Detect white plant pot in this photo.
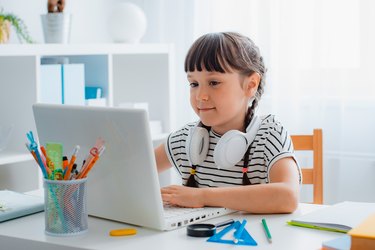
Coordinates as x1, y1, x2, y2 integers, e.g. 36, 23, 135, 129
41, 13, 72, 43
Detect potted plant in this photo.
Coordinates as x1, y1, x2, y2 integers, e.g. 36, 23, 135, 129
0, 8, 34, 44
41, 0, 71, 43
48, 0, 66, 13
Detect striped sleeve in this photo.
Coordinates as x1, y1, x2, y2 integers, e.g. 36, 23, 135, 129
164, 123, 195, 175
264, 121, 302, 183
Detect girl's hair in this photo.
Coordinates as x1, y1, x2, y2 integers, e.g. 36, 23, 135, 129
184, 32, 267, 186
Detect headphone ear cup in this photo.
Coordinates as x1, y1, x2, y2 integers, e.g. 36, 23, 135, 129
214, 130, 248, 169
186, 126, 210, 165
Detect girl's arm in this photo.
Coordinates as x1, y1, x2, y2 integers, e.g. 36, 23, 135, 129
154, 143, 172, 173
161, 157, 300, 213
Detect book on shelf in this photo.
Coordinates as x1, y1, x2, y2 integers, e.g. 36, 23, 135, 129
348, 213, 375, 250
40, 63, 85, 105
0, 190, 44, 223
288, 201, 375, 233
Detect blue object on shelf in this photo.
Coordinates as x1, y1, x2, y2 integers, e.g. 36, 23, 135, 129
207, 220, 257, 246
85, 87, 103, 99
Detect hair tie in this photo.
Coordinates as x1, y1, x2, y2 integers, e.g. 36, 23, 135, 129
242, 146, 252, 185
186, 165, 198, 188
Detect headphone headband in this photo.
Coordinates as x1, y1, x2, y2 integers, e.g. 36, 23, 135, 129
186, 116, 262, 168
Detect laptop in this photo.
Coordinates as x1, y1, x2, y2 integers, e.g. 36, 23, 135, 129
33, 104, 235, 231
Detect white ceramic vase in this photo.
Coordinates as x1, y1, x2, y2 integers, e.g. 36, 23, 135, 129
108, 2, 147, 43
41, 13, 72, 43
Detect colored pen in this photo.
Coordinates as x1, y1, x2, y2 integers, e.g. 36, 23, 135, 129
262, 218, 272, 243
30, 144, 48, 179
233, 219, 247, 244
69, 164, 79, 180
64, 145, 80, 180
26, 132, 48, 179
25, 143, 50, 177
25, 143, 38, 163
79, 146, 105, 179
40, 146, 53, 177
77, 145, 101, 179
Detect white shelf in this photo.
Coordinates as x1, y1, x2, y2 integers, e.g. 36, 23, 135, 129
0, 151, 33, 165
0, 43, 172, 56
0, 43, 174, 190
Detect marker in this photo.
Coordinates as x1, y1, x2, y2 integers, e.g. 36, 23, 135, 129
70, 167, 79, 180
71, 163, 77, 174
64, 145, 80, 180
62, 156, 68, 176
62, 156, 68, 170
262, 218, 272, 243
233, 219, 247, 244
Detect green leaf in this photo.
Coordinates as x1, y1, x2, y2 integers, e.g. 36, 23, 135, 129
0, 8, 34, 43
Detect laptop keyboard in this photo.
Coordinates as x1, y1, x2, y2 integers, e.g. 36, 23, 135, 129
163, 204, 204, 219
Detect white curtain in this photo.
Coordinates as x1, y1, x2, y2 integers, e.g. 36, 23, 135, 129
142, 0, 375, 203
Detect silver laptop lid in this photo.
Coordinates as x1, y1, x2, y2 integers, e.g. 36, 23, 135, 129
33, 103, 166, 230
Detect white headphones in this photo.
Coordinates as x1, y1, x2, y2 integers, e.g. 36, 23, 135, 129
186, 115, 262, 169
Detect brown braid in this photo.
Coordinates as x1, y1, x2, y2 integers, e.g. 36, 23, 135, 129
242, 103, 257, 185
186, 123, 210, 187
186, 165, 198, 187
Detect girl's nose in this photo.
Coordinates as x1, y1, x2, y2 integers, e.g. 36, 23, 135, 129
196, 87, 209, 101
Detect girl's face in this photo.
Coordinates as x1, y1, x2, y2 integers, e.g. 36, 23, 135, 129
187, 69, 258, 134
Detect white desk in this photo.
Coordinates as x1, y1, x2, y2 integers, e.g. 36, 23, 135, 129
0, 203, 342, 250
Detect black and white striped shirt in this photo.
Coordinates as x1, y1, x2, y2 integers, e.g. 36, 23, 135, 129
165, 114, 301, 187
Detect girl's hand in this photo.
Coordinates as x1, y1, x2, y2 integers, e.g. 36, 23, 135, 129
161, 185, 205, 208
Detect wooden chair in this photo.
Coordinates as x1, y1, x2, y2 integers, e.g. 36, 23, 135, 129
291, 129, 323, 204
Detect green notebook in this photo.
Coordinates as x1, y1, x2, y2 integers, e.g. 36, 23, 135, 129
0, 190, 44, 222
288, 201, 375, 233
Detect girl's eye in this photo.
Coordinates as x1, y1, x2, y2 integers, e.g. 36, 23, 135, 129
209, 81, 220, 86
189, 82, 198, 88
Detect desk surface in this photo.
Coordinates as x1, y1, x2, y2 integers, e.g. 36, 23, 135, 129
0, 203, 342, 250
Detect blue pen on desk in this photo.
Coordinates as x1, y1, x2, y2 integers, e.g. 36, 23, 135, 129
233, 219, 247, 244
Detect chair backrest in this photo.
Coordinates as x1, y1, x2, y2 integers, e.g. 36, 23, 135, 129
291, 129, 323, 204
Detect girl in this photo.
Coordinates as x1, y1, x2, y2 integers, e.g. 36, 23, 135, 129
155, 32, 301, 213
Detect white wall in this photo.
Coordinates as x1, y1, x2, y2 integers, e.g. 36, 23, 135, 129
0, 0, 186, 44
1, 0, 124, 44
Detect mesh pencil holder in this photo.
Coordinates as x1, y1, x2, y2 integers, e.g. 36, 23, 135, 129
43, 178, 88, 236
